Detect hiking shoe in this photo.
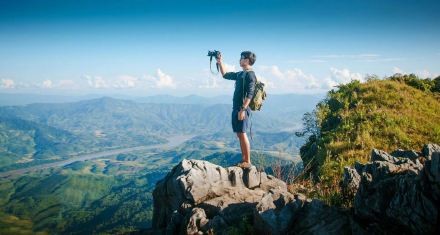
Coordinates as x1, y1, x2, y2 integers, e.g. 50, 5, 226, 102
237, 162, 252, 169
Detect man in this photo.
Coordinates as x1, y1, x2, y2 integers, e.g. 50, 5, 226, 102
216, 51, 257, 168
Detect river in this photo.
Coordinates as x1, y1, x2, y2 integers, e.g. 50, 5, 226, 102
0, 134, 195, 178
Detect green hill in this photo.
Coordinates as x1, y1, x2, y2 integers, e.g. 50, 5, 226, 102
298, 74, 440, 187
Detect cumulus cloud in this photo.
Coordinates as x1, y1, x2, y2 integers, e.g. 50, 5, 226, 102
155, 69, 176, 88
393, 67, 405, 74
255, 75, 275, 89
318, 68, 363, 89
256, 65, 365, 93
42, 80, 53, 88
144, 69, 176, 89
83, 75, 109, 89
257, 65, 320, 91
270, 66, 285, 79
391, 68, 438, 78
416, 70, 439, 79
1, 79, 15, 89
330, 67, 363, 82
113, 75, 139, 88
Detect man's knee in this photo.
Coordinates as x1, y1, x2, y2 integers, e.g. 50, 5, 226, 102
236, 132, 246, 139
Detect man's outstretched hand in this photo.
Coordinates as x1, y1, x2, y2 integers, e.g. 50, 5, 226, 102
216, 53, 222, 64
216, 53, 226, 76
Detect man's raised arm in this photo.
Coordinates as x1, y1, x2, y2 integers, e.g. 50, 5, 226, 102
216, 54, 227, 77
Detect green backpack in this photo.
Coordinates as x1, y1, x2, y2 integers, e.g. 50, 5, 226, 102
242, 71, 267, 111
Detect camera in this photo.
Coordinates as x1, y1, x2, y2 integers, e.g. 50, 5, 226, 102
207, 50, 221, 59
207, 50, 221, 74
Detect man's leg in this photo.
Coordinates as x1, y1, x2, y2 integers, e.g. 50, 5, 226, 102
237, 132, 251, 164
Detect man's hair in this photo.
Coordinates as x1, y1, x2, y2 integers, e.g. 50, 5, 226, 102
241, 51, 256, 66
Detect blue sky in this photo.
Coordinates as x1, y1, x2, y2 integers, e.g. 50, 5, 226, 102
0, 0, 439, 96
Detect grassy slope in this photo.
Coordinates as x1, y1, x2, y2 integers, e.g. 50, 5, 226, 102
300, 76, 440, 189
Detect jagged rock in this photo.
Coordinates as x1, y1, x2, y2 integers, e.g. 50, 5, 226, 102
422, 143, 440, 160
341, 166, 361, 199
371, 148, 399, 163
185, 208, 208, 235
351, 147, 440, 234
152, 159, 294, 234
288, 199, 353, 235
390, 148, 421, 162
151, 144, 440, 235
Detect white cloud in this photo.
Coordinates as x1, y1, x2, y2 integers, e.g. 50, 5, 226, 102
1, 79, 15, 89
113, 75, 139, 88
330, 67, 363, 82
155, 69, 176, 88
322, 68, 363, 89
42, 80, 53, 88
392, 67, 405, 74
286, 68, 320, 89
255, 75, 275, 89
143, 69, 176, 89
256, 65, 365, 93
270, 66, 285, 79
83, 75, 109, 89
416, 70, 439, 79
257, 65, 320, 91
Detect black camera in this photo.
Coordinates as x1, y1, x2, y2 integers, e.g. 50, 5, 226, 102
207, 50, 221, 59
207, 50, 221, 74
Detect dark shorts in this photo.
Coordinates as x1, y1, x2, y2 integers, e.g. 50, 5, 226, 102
231, 107, 251, 133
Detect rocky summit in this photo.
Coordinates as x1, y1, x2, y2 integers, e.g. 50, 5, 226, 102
149, 143, 440, 235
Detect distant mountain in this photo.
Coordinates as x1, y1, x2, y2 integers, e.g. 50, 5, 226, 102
0, 93, 104, 106
0, 92, 324, 107
135, 94, 231, 104
0, 95, 309, 171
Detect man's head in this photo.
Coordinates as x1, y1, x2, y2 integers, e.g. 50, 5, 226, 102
240, 51, 256, 68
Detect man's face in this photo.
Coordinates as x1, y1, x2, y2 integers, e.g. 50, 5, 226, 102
239, 56, 249, 67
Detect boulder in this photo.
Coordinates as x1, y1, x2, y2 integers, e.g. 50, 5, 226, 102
152, 159, 294, 234
343, 147, 440, 235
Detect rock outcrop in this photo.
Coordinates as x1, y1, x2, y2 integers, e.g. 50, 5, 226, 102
152, 160, 294, 234
150, 143, 440, 234
342, 143, 440, 234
